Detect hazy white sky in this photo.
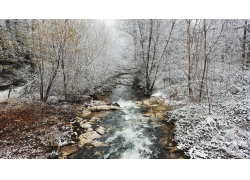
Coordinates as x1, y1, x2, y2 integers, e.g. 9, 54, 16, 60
101, 19, 116, 28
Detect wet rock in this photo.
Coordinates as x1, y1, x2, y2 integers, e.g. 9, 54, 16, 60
134, 101, 142, 105
79, 122, 92, 129
96, 126, 105, 135
111, 102, 120, 107
92, 141, 108, 147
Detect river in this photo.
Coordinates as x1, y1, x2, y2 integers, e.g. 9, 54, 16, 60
74, 73, 185, 159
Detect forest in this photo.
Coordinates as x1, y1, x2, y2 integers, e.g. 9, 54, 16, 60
0, 19, 250, 159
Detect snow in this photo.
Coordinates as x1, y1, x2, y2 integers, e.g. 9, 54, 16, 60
0, 86, 25, 102
166, 98, 250, 159
151, 92, 163, 97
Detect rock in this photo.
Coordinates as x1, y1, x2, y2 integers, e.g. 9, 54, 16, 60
60, 145, 78, 157
89, 117, 100, 123
150, 120, 159, 127
82, 109, 91, 117
93, 151, 102, 157
149, 98, 159, 105
109, 106, 120, 110
229, 86, 242, 95
79, 122, 92, 129
167, 147, 178, 153
143, 113, 152, 117
134, 101, 142, 105
81, 131, 102, 141
142, 99, 151, 106
89, 100, 108, 106
96, 126, 105, 135
111, 102, 120, 107
78, 136, 91, 147
87, 128, 93, 132
169, 143, 174, 147
158, 100, 165, 106
76, 117, 83, 123
89, 105, 120, 111
69, 141, 76, 144
92, 141, 108, 147
155, 112, 164, 120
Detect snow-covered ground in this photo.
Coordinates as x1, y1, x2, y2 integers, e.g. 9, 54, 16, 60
0, 86, 25, 102
166, 99, 250, 159
151, 60, 250, 158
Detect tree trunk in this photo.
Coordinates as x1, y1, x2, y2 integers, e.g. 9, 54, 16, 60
199, 20, 207, 102
242, 20, 248, 69
187, 19, 193, 99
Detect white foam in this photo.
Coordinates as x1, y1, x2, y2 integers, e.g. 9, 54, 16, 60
117, 100, 139, 108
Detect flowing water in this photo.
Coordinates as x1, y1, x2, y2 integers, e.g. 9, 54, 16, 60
75, 73, 173, 159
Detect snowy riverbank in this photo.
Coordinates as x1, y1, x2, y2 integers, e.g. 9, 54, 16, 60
151, 89, 250, 158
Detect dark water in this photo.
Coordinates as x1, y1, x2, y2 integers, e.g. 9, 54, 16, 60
76, 74, 166, 159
